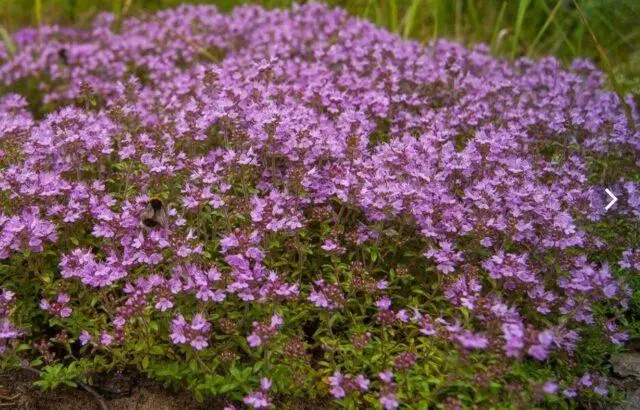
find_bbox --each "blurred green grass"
[0,0,639,91]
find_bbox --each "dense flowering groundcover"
[0,2,639,408]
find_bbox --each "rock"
[608,353,640,410]
[608,389,640,410]
[611,353,640,379]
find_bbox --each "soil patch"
[0,369,333,409]
[0,369,223,410]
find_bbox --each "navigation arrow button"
[605,188,618,211]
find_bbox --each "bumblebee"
[58,48,68,65]
[141,197,168,229]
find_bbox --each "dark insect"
[58,48,68,65]
[301,318,323,363]
[141,197,168,229]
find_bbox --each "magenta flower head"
[543,381,558,394]
[40,293,73,318]
[243,378,273,408]
[328,372,346,399]
[79,330,92,346]
[170,314,211,350]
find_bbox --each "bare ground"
[0,370,332,410]
[0,370,225,410]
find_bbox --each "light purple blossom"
[543,381,558,394]
[170,313,211,350]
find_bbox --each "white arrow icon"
[605,188,618,211]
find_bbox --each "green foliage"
[34,363,81,390]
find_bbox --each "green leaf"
[230,367,241,380]
[16,343,31,352]
[219,382,238,393]
[0,25,16,57]
[150,345,165,355]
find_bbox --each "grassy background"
[0,1,638,72]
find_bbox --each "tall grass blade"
[374,2,383,29]
[575,21,585,55]
[34,0,42,27]
[590,9,634,49]
[432,0,441,40]
[455,0,463,42]
[123,0,133,17]
[511,0,531,59]
[490,1,507,54]
[465,0,481,39]
[527,0,562,56]
[363,0,375,21]
[535,0,576,56]
[402,0,422,39]
[572,0,636,131]
[0,25,17,57]
[389,0,399,33]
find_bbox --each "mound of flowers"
[0,2,639,408]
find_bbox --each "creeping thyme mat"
[0,3,639,409]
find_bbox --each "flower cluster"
[243,378,273,409]
[247,315,282,348]
[40,293,73,318]
[378,371,399,410]
[170,314,211,350]
[328,371,370,398]
[0,2,638,407]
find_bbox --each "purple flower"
[379,370,394,384]
[307,280,345,310]
[379,390,399,410]
[260,378,272,391]
[376,297,392,310]
[321,238,344,253]
[328,371,369,398]
[247,333,262,348]
[455,331,489,350]
[39,293,73,318]
[328,372,346,399]
[354,374,369,391]
[527,344,549,361]
[190,336,208,350]
[247,316,283,348]
[243,391,271,408]
[542,381,558,394]
[155,298,173,311]
[79,330,92,346]
[480,237,493,247]
[100,332,114,346]
[170,314,210,350]
[593,385,608,396]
